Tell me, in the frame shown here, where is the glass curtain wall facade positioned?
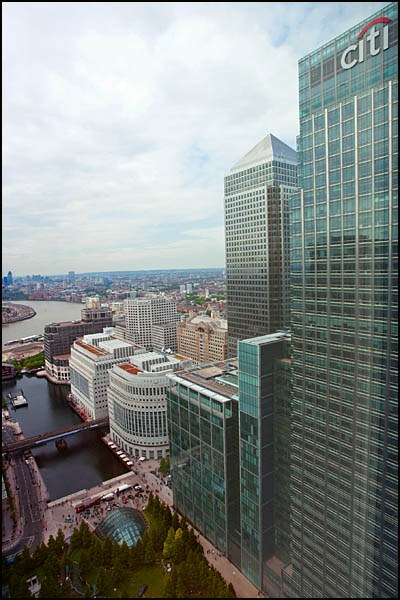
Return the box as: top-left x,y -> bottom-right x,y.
166,364 -> 240,556
224,134 -> 297,356
238,332 -> 291,596
287,3 -> 398,598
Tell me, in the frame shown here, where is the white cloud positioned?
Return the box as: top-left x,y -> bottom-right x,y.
2,1 -> 389,275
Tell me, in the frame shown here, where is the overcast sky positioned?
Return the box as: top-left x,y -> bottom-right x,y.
3,2 -> 389,277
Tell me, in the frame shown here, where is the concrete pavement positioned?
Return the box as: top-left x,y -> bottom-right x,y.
3,419 -> 264,598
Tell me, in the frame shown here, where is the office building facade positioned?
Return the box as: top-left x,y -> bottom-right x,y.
166,334 -> 291,597
237,333 -> 291,597
124,295 -> 180,350
69,329 -> 143,420
177,315 -> 228,364
108,351 -> 192,459
167,360 -> 240,555
287,3 -> 398,598
224,133 -> 297,356
44,307 -> 113,383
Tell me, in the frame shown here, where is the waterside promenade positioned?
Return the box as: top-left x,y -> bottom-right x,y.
2,415 -> 263,598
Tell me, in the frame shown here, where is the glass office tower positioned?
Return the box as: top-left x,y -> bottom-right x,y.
287,3 -> 398,598
166,361 -> 241,557
238,332 -> 291,597
224,134 -> 297,356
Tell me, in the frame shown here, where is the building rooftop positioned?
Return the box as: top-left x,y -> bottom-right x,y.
74,340 -> 108,356
170,359 -> 239,400
229,133 -> 297,173
181,315 -> 228,330
241,331 -> 291,346
98,339 -> 134,352
117,364 -> 144,375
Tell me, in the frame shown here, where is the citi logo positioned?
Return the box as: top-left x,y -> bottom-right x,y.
341,17 -> 391,70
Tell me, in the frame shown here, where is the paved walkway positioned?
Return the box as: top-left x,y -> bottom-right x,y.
2,419 -> 24,553
3,421 -> 263,598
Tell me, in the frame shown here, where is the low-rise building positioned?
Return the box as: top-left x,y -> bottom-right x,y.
69,330 -> 144,420
108,351 -> 192,460
177,315 -> 228,364
44,307 -> 113,383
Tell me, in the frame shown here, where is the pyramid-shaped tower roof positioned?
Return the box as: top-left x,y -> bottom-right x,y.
230,133 -> 297,173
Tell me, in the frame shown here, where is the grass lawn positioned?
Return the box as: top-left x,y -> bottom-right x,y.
122,564 -> 166,598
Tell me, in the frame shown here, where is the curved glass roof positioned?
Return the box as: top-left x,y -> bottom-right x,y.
96,508 -> 146,546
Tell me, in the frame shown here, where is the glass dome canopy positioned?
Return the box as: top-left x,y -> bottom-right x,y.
96,507 -> 146,546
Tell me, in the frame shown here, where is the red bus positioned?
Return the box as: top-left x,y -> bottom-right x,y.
75,496 -> 101,513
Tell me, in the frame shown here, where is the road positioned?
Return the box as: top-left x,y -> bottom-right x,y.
2,422 -> 44,557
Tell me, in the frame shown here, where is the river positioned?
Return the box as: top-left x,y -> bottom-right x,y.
2,299 -> 128,500
3,375 -> 128,500
2,300 -> 84,347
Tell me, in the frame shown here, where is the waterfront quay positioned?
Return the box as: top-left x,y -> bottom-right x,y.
44,443 -> 263,598
2,411 -> 262,597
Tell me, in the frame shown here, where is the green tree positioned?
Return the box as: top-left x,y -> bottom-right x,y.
9,573 -> 32,599
18,545 -> 33,574
119,541 -> 131,570
147,491 -> 155,513
43,552 -> 60,581
227,582 -> 237,597
162,526 -> 176,561
172,528 -> 186,565
171,511 -> 180,531
79,549 -> 91,581
55,528 -> 67,557
69,527 -> 82,553
96,568 -> 111,597
161,504 -> 172,529
111,560 -> 125,589
144,537 -> 156,564
102,536 -> 113,569
79,520 -> 92,549
152,494 -> 161,515
163,568 -> 177,598
159,457 -> 166,474
32,542 -> 49,570
38,575 -> 60,598
176,571 -> 187,599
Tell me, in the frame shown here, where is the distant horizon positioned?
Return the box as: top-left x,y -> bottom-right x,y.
5,267 -> 226,279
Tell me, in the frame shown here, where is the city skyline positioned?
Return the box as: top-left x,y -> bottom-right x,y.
3,2 -> 389,276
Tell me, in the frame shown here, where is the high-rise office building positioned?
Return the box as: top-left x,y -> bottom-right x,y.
224,134 -> 297,356
166,332 -> 291,597
7,271 -> 13,285
237,332 -> 292,596
124,295 -> 180,350
167,359 -> 241,556
286,3 -> 398,598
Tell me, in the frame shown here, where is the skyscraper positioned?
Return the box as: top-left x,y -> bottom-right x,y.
224,134 -> 297,356
286,3 -> 398,598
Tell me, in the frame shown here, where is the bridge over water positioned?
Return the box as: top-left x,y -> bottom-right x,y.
2,417 -> 109,454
